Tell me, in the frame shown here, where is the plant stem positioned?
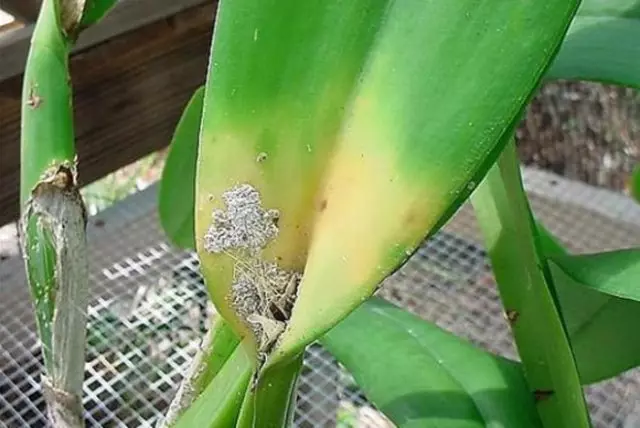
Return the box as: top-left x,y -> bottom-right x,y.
471,140 -> 591,428
235,354 -> 304,428
160,316 -> 240,427
174,341 -> 254,428
20,1 -> 115,426
21,1 -> 87,426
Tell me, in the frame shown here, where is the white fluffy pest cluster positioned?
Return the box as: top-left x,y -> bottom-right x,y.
203,184 -> 300,357
204,184 -> 280,254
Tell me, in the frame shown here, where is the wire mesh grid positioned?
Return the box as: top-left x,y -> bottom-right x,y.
1,166 -> 640,428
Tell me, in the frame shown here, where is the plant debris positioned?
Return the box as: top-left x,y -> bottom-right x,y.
203,184 -> 300,359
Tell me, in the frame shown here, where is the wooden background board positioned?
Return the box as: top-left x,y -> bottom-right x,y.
0,0 -> 215,226
0,0 -> 40,23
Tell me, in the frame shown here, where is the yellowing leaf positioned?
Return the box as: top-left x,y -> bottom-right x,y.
195,0 -> 580,370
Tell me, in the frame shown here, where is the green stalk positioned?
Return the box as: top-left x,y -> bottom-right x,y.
21,1 -> 75,203
174,341 -> 255,428
471,141 -> 591,427
160,316 -> 241,427
164,320 -> 302,428
235,355 -> 303,428
20,1 -> 114,426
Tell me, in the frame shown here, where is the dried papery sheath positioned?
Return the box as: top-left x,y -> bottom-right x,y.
60,0 -> 87,36
21,164 -> 88,428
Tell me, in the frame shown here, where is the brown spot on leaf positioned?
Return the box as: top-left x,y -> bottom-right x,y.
319,199 -> 328,212
404,210 -> 417,226
505,309 -> 519,325
533,389 -> 554,402
26,85 -> 42,109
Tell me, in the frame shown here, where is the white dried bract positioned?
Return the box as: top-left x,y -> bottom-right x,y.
21,163 -> 88,428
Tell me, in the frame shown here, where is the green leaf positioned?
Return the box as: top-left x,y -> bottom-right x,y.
550,249 -> 640,383
553,250 -> 640,301
630,163 -> 640,203
321,298 -> 542,428
472,142 -> 591,427
195,0 -> 580,370
534,220 -> 568,257
547,0 -> 640,87
159,87 -> 204,249
81,0 -> 119,27
198,316 -> 242,387
529,219 -> 640,383
323,247 -> 640,427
